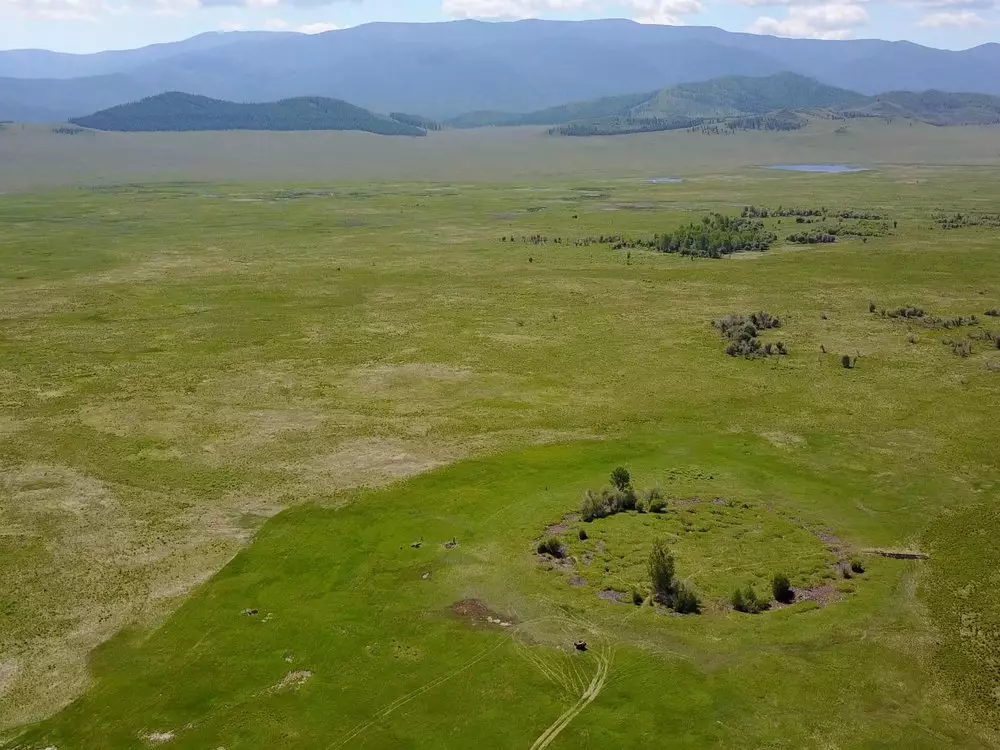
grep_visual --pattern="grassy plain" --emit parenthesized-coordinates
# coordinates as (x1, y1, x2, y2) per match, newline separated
(0, 120, 999, 747)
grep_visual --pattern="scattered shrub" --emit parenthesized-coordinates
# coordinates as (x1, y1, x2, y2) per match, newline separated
(714, 313, 787, 360)
(610, 466, 632, 491)
(850, 558, 865, 574)
(869, 301, 877, 314)
(841, 355, 854, 369)
(986, 309, 1000, 317)
(952, 341, 972, 357)
(750, 311, 782, 330)
(731, 584, 771, 614)
(648, 498, 667, 513)
(578, 529, 588, 541)
(632, 590, 644, 606)
(537, 537, 565, 558)
(887, 306, 925, 319)
(771, 573, 794, 604)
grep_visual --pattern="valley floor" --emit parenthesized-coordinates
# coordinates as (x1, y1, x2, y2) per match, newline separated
(0, 135, 998, 746)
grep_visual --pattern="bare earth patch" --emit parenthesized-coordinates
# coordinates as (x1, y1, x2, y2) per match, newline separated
(291, 438, 449, 491)
(269, 670, 313, 693)
(143, 730, 176, 745)
(760, 431, 807, 449)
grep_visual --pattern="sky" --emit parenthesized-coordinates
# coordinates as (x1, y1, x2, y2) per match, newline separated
(0, 0, 997, 53)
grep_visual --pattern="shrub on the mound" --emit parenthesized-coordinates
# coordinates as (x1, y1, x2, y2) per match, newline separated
(610, 466, 632, 491)
(537, 537, 565, 558)
(649, 539, 676, 604)
(732, 584, 771, 614)
(672, 582, 701, 614)
(771, 573, 794, 604)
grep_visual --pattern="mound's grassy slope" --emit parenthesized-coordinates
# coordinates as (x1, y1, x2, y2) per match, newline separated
(12, 435, 994, 748)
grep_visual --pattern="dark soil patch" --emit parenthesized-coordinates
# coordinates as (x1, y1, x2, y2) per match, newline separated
(793, 585, 843, 606)
(544, 513, 580, 537)
(863, 548, 929, 560)
(598, 590, 628, 604)
(450, 599, 516, 629)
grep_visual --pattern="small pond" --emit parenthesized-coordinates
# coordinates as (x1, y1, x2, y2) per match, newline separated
(763, 165, 868, 173)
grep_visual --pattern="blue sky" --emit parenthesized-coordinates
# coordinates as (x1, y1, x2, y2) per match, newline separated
(1, 0, 997, 53)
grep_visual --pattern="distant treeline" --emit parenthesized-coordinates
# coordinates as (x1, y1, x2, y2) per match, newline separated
(389, 112, 442, 131)
(551, 115, 702, 137)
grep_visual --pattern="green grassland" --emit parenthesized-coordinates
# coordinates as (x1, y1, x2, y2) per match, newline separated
(1, 124, 999, 747)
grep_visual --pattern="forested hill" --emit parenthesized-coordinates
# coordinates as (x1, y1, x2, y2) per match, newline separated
(70, 92, 428, 135)
(447, 72, 1000, 136)
(448, 73, 865, 128)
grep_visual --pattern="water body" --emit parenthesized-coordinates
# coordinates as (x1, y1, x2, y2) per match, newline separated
(647, 178, 684, 183)
(764, 165, 868, 173)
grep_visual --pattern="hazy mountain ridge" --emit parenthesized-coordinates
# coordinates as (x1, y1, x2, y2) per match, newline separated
(2, 20, 999, 123)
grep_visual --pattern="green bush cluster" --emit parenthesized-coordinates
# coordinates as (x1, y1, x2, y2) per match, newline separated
(731, 584, 771, 614)
(655, 214, 776, 258)
(580, 468, 667, 521)
(787, 230, 836, 244)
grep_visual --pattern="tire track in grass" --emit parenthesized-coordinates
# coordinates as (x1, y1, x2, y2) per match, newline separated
(330, 636, 508, 748)
(529, 644, 611, 750)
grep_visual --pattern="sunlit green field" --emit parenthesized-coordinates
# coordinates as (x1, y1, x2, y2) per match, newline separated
(1, 124, 999, 747)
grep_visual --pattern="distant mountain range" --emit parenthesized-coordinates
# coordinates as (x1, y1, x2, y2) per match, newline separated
(70, 92, 427, 135)
(65, 73, 1000, 136)
(2, 20, 1000, 123)
(448, 72, 1000, 134)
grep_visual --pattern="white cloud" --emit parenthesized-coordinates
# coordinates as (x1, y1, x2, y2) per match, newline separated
(749, 2, 868, 37)
(298, 20, 339, 32)
(4, 0, 354, 17)
(1, 0, 109, 20)
(624, 0, 704, 24)
(441, 0, 590, 18)
(909, 0, 993, 8)
(917, 8, 984, 22)
(219, 16, 340, 31)
(442, 0, 702, 23)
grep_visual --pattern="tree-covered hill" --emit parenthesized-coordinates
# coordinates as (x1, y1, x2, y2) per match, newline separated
(70, 92, 427, 135)
(633, 72, 863, 119)
(846, 90, 1000, 126)
(451, 72, 1000, 137)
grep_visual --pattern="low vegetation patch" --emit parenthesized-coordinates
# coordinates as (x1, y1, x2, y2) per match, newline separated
(934, 212, 1000, 229)
(713, 312, 788, 359)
